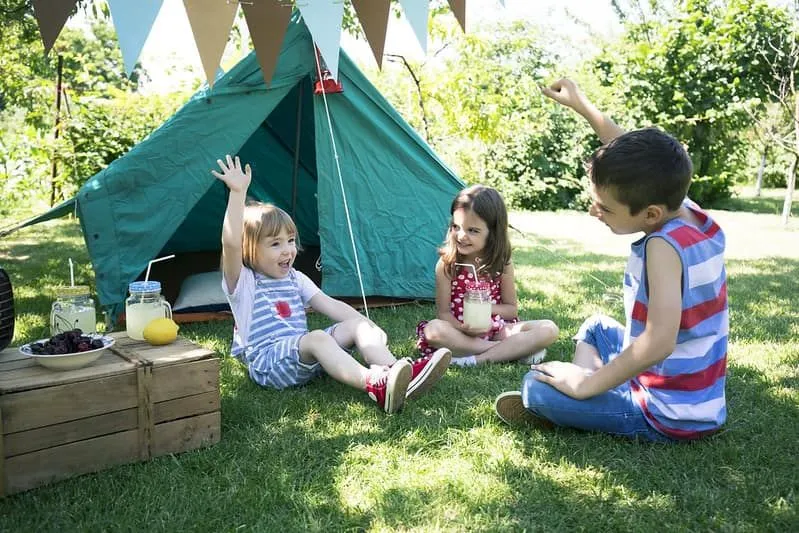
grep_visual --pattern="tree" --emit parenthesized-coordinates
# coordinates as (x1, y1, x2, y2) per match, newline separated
(756, 0, 798, 225)
(594, 0, 795, 205)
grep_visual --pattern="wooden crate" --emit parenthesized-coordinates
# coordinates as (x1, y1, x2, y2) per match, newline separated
(0, 332, 220, 496)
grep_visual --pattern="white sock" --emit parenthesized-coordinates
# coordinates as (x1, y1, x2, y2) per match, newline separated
(450, 355, 477, 367)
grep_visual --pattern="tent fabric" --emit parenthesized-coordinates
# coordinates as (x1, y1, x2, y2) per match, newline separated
(29, 15, 464, 317)
(0, 197, 76, 237)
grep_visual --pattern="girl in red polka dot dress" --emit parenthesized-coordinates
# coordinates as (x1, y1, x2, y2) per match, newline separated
(416, 185, 559, 366)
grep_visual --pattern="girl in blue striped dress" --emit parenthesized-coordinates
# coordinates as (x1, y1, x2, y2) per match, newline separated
(213, 155, 450, 414)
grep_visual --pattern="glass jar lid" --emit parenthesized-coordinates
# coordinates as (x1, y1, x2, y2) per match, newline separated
(55, 285, 91, 298)
(465, 280, 491, 292)
(129, 281, 162, 293)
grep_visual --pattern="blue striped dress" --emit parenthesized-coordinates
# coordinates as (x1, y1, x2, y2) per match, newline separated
(232, 270, 323, 389)
(624, 199, 728, 440)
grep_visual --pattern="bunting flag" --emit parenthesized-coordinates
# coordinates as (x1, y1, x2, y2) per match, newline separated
(183, 0, 239, 88)
(447, 0, 466, 32)
(398, 0, 429, 54)
(30, 0, 470, 86)
(107, 0, 164, 76)
(31, 0, 78, 54)
(296, 0, 345, 80)
(351, 0, 390, 68)
(241, 1, 294, 87)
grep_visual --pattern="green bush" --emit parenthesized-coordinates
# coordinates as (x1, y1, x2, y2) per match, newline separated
(688, 173, 734, 207)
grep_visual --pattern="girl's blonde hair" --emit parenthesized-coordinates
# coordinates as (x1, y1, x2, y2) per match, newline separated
(240, 202, 299, 271)
(439, 185, 511, 280)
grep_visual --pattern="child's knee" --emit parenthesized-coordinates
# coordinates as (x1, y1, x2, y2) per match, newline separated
(538, 320, 559, 344)
(521, 370, 558, 409)
(423, 319, 448, 344)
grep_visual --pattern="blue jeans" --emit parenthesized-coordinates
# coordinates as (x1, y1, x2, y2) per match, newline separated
(521, 315, 674, 443)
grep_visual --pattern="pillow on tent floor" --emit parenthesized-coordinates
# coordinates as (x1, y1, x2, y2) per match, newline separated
(173, 271, 230, 313)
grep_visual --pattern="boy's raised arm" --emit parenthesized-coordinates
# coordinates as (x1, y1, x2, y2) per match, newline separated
(541, 78, 626, 144)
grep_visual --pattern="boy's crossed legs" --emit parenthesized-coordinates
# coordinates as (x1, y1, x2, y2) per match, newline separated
(494, 315, 673, 442)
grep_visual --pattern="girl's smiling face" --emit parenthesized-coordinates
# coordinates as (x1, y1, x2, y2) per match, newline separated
(451, 208, 489, 261)
(255, 228, 297, 278)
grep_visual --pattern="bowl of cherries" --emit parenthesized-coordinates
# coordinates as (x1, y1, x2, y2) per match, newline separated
(19, 329, 115, 371)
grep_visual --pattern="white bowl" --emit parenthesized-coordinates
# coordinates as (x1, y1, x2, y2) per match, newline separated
(19, 334, 116, 371)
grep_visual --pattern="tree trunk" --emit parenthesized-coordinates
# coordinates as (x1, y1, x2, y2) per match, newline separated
(783, 70, 798, 226)
(755, 147, 767, 197)
(782, 154, 796, 225)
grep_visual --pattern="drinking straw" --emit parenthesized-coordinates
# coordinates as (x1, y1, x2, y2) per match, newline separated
(455, 262, 478, 279)
(68, 258, 75, 287)
(144, 254, 176, 282)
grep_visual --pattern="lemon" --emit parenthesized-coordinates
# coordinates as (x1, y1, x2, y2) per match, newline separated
(142, 318, 179, 345)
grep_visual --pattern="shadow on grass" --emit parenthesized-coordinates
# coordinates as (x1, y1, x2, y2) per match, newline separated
(727, 257, 799, 343)
(492, 357, 799, 530)
(715, 195, 799, 216)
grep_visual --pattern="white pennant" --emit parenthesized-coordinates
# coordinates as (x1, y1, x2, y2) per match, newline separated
(399, 0, 429, 54)
(107, 0, 164, 75)
(297, 0, 345, 80)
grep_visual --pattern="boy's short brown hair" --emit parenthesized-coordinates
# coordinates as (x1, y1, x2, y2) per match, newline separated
(587, 127, 693, 215)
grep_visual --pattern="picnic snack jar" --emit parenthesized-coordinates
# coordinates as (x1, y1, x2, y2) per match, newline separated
(462, 281, 492, 330)
(50, 285, 97, 336)
(125, 281, 172, 341)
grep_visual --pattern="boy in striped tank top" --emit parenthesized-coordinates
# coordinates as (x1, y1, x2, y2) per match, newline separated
(495, 80, 728, 442)
(213, 155, 451, 414)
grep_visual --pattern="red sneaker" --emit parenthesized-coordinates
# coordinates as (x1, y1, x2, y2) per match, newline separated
(406, 348, 451, 401)
(366, 359, 411, 413)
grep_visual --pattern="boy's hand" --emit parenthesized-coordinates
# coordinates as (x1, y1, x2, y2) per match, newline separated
(541, 78, 589, 113)
(532, 361, 593, 400)
(212, 154, 251, 193)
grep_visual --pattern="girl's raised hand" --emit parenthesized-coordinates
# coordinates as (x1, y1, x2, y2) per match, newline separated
(211, 154, 251, 193)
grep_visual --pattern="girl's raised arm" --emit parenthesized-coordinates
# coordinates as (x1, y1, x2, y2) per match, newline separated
(212, 155, 252, 293)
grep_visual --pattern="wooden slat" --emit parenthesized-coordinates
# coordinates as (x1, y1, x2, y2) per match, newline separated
(3, 408, 138, 457)
(151, 412, 220, 457)
(136, 365, 153, 461)
(109, 333, 215, 367)
(1, 373, 138, 434)
(3, 430, 139, 495)
(149, 359, 219, 404)
(0, 407, 5, 497)
(154, 391, 220, 424)
(0, 350, 135, 393)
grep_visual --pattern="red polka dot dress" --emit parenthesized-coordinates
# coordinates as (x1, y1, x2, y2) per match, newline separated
(416, 266, 517, 356)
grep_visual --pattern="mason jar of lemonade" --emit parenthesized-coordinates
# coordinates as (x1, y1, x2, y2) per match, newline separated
(51, 285, 97, 335)
(125, 281, 172, 341)
(462, 281, 493, 330)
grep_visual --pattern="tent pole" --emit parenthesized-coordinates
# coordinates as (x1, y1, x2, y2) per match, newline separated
(291, 82, 304, 218)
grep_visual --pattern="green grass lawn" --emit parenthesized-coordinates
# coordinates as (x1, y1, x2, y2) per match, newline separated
(1, 194, 797, 532)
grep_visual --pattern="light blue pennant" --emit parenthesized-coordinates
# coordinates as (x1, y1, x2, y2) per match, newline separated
(108, 0, 164, 75)
(297, 0, 345, 80)
(399, 0, 429, 54)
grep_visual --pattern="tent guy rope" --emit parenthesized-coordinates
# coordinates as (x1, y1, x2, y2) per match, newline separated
(312, 47, 371, 320)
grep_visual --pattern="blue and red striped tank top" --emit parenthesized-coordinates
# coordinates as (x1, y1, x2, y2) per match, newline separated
(624, 199, 728, 440)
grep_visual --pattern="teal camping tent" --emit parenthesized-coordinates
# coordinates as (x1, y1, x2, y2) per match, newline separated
(15, 17, 463, 318)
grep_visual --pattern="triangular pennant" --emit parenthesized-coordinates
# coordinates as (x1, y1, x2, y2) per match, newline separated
(107, 0, 164, 75)
(499, 0, 505, 6)
(31, 0, 78, 54)
(351, 0, 390, 68)
(241, 0, 293, 86)
(398, 0, 429, 54)
(297, 0, 345, 80)
(447, 0, 466, 32)
(183, 0, 238, 89)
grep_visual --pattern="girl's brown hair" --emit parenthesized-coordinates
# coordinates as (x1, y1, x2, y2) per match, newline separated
(439, 185, 511, 280)
(240, 202, 299, 272)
